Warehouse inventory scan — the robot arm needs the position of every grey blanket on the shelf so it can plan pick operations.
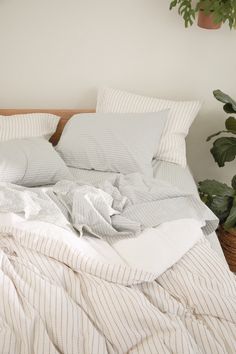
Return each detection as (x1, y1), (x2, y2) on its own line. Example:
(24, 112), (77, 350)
(0, 173), (218, 241)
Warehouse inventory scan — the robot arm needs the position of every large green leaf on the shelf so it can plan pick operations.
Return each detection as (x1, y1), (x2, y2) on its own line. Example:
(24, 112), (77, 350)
(224, 197), (236, 230)
(213, 90), (236, 113)
(169, 0), (196, 27)
(199, 179), (234, 223)
(210, 195), (232, 222)
(198, 179), (235, 197)
(225, 117), (236, 133)
(223, 103), (236, 114)
(210, 137), (236, 167)
(232, 175), (236, 190)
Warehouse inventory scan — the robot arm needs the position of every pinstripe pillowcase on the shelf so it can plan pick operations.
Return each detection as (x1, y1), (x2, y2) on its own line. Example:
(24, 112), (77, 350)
(0, 138), (73, 187)
(56, 112), (168, 176)
(96, 87), (202, 167)
(0, 113), (60, 141)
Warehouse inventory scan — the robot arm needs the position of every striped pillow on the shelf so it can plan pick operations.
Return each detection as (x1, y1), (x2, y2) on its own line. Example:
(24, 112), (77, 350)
(0, 113), (60, 141)
(96, 87), (201, 167)
(0, 138), (73, 187)
(56, 112), (168, 176)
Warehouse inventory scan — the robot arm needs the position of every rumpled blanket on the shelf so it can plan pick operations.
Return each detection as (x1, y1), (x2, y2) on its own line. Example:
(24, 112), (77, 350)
(0, 174), (235, 354)
(0, 173), (218, 242)
(0, 226), (235, 354)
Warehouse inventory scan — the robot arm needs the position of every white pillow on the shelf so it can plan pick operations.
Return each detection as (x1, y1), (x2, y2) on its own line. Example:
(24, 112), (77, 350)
(0, 113), (60, 141)
(0, 138), (73, 187)
(56, 112), (168, 176)
(96, 87), (201, 167)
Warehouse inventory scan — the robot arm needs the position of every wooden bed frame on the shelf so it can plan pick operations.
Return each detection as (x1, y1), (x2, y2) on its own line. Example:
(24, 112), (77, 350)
(0, 109), (95, 145)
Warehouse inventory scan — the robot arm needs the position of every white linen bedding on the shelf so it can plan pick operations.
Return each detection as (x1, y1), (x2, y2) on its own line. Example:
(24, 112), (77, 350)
(68, 160), (199, 195)
(0, 138), (73, 187)
(0, 172), (216, 274)
(0, 210), (235, 353)
(69, 161), (225, 260)
(153, 160), (226, 259)
(0, 167), (235, 353)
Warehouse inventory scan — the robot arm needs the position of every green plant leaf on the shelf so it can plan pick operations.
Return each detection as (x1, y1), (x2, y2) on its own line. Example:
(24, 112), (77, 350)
(232, 175), (236, 190)
(210, 137), (236, 167)
(170, 0), (177, 10)
(198, 179), (234, 223)
(225, 117), (236, 133)
(198, 179), (235, 197)
(169, 1), (236, 30)
(210, 195), (232, 222)
(223, 103), (236, 114)
(224, 197), (236, 230)
(213, 90), (236, 113)
(168, 0), (196, 27)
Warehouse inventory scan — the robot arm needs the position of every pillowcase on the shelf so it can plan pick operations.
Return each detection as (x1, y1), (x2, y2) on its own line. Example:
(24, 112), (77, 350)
(56, 112), (168, 176)
(96, 87), (202, 167)
(0, 113), (60, 141)
(0, 138), (73, 187)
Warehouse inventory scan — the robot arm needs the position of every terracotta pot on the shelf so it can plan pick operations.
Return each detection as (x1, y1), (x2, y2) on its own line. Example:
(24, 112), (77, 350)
(217, 226), (236, 272)
(198, 9), (222, 29)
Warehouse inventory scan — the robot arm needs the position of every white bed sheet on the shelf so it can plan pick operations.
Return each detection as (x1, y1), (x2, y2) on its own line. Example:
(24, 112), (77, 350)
(69, 160), (226, 261)
(153, 160), (225, 260)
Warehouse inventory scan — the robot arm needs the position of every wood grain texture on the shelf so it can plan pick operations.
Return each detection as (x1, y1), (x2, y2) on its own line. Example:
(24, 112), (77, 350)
(0, 109), (95, 145)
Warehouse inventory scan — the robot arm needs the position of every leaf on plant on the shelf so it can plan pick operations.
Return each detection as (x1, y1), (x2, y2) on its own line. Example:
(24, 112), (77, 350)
(213, 90), (236, 113)
(210, 195), (232, 222)
(223, 103), (236, 114)
(224, 197), (236, 230)
(198, 179), (235, 197)
(232, 175), (236, 190)
(225, 117), (236, 133)
(210, 137), (236, 167)
(169, 0), (177, 10)
(169, 0), (195, 27)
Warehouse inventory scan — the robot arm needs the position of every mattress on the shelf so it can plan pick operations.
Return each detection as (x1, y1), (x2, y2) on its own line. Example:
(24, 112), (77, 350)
(69, 160), (226, 261)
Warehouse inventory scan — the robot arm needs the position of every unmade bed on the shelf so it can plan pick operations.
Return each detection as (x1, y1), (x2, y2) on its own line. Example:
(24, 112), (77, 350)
(0, 107), (235, 354)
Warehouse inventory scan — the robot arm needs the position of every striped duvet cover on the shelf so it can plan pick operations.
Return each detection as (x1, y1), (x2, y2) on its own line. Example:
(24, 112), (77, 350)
(0, 230), (235, 353)
(0, 177), (235, 353)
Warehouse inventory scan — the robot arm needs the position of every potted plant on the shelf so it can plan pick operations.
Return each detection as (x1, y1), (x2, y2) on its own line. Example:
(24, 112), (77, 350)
(197, 1), (222, 29)
(198, 90), (236, 271)
(169, 0), (236, 29)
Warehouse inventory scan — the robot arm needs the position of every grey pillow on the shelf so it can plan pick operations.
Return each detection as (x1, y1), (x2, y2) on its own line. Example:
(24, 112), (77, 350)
(0, 138), (73, 187)
(56, 112), (168, 176)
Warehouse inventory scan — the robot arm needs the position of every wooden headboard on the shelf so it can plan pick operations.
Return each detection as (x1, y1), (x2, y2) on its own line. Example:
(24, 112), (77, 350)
(0, 108), (95, 145)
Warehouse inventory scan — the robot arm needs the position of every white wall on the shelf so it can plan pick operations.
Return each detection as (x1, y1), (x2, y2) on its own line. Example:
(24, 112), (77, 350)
(0, 0), (235, 184)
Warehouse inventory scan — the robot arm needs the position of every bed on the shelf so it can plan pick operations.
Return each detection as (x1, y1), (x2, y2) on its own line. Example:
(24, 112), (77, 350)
(0, 108), (235, 354)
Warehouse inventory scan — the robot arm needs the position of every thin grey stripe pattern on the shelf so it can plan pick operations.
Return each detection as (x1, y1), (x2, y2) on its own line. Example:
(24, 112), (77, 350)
(0, 224), (235, 353)
(56, 112), (167, 176)
(96, 87), (201, 167)
(68, 161), (198, 195)
(152, 160), (199, 196)
(0, 138), (73, 186)
(0, 113), (60, 141)
(50, 174), (218, 242)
